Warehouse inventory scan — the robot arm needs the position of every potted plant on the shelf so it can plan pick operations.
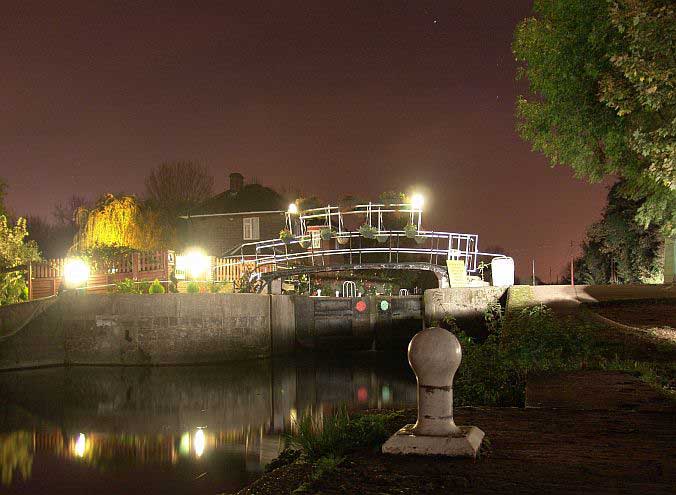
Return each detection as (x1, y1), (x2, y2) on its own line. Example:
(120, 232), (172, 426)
(298, 236), (311, 248)
(279, 228), (294, 244)
(376, 233), (389, 243)
(414, 235), (426, 245)
(358, 223), (378, 239)
(336, 234), (350, 245)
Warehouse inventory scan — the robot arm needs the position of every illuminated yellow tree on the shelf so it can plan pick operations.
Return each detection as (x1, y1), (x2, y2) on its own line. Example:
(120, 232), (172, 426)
(72, 194), (171, 252)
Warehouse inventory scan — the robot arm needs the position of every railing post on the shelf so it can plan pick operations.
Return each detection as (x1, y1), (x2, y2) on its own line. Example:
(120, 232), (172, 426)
(132, 252), (140, 281)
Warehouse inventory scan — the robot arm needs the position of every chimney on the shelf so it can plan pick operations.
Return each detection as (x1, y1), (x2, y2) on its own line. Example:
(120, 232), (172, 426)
(229, 172), (244, 192)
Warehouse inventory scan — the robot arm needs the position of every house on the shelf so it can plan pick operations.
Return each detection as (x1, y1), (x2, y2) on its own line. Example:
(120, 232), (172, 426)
(180, 173), (287, 256)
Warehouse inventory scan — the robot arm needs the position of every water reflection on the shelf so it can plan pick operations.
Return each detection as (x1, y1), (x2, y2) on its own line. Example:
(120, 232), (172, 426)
(0, 352), (415, 494)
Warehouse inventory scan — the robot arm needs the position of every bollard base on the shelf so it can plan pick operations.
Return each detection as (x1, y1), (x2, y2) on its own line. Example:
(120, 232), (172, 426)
(382, 424), (484, 458)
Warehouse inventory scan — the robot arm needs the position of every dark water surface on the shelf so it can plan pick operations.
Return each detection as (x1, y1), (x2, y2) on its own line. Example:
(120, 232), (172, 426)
(0, 352), (416, 494)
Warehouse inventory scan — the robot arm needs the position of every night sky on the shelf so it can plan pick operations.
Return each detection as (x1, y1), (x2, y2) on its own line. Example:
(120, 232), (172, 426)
(1, 1), (612, 280)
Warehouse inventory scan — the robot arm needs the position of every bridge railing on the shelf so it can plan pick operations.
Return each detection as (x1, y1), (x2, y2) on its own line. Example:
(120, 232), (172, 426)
(235, 230), (481, 274)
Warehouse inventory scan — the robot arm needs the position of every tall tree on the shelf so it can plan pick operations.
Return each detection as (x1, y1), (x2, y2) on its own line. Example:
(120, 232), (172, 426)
(573, 180), (664, 284)
(513, 0), (675, 234)
(0, 178), (7, 218)
(144, 161), (214, 218)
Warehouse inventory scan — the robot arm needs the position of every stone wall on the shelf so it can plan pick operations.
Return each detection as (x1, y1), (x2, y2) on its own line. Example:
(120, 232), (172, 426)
(424, 287), (508, 336)
(0, 293), (294, 370)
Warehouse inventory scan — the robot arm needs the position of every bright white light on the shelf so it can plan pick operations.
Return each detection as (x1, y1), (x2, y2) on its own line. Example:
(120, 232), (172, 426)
(64, 258), (90, 288)
(411, 193), (425, 210)
(178, 249), (210, 280)
(194, 429), (205, 458)
(288, 203), (299, 214)
(75, 433), (86, 458)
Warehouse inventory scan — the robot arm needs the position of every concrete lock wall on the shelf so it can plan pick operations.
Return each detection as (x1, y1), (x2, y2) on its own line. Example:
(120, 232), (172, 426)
(424, 287), (508, 336)
(0, 293), (297, 371)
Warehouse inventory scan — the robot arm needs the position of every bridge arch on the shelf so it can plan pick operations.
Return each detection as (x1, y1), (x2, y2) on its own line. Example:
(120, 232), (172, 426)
(253, 262), (450, 293)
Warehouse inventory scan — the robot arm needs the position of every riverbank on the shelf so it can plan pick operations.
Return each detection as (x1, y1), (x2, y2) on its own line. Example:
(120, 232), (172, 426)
(235, 370), (676, 495)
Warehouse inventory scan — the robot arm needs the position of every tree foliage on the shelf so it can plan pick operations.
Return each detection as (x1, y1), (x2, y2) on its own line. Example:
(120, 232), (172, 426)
(144, 161), (214, 218)
(573, 180), (664, 284)
(72, 194), (169, 253)
(513, 0), (675, 234)
(0, 216), (40, 305)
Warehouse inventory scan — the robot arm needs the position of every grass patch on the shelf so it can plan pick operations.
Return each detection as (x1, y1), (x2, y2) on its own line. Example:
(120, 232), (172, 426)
(285, 405), (404, 461)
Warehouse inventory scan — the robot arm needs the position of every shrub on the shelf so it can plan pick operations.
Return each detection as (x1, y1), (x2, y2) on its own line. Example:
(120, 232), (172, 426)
(115, 278), (142, 294)
(186, 281), (200, 293)
(148, 279), (165, 294)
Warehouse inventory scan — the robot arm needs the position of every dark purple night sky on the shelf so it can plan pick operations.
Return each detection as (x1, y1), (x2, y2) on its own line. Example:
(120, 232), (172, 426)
(1, 1), (612, 280)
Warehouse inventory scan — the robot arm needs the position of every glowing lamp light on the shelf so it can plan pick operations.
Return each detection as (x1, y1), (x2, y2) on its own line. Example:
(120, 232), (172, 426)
(179, 249), (210, 280)
(288, 203), (299, 215)
(194, 429), (205, 458)
(411, 193), (425, 210)
(74, 433), (86, 458)
(63, 258), (90, 288)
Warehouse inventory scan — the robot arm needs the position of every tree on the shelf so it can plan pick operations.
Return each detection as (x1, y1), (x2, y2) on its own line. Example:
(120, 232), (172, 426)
(513, 0), (675, 234)
(573, 180), (664, 284)
(144, 161), (214, 218)
(72, 194), (169, 253)
(0, 178), (7, 218)
(0, 216), (40, 305)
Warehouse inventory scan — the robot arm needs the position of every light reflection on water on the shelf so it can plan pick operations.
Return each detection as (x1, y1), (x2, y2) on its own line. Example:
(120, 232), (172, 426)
(0, 352), (416, 494)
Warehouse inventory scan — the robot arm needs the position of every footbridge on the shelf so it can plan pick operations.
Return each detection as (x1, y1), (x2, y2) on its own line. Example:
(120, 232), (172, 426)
(217, 202), (506, 293)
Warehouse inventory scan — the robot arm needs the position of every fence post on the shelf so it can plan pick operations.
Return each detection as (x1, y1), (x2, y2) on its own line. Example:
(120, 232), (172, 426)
(132, 252), (140, 281)
(28, 262), (33, 300)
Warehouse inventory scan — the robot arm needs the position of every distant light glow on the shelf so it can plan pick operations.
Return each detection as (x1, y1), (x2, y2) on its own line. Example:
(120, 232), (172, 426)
(63, 258), (90, 288)
(194, 429), (205, 458)
(75, 433), (86, 457)
(411, 193), (424, 210)
(382, 386), (391, 403)
(179, 432), (190, 456)
(288, 203), (298, 214)
(357, 386), (368, 403)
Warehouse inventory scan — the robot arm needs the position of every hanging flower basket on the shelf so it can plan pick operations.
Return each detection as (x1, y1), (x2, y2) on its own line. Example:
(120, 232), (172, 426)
(336, 235), (350, 245)
(376, 234), (389, 243)
(299, 238), (311, 248)
(320, 228), (336, 241)
(359, 224), (378, 239)
(414, 235), (426, 245)
(404, 222), (418, 239)
(279, 229), (295, 244)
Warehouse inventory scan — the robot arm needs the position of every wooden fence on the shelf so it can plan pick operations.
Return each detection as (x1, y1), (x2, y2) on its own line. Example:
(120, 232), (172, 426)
(29, 252), (170, 300)
(28, 252), (273, 299)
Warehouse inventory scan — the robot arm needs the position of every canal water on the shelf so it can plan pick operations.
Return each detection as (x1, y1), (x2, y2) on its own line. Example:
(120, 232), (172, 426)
(0, 351), (416, 494)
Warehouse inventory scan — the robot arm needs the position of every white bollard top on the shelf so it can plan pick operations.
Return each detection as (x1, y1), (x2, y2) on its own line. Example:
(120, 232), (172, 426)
(408, 326), (462, 387)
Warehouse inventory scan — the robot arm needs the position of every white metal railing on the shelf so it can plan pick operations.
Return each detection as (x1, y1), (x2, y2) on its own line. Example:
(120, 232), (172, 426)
(286, 203), (423, 235)
(228, 230), (492, 276)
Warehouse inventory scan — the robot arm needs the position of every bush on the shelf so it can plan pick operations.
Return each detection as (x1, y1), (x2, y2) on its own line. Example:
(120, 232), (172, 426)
(186, 281), (200, 293)
(148, 279), (165, 294)
(115, 278), (142, 294)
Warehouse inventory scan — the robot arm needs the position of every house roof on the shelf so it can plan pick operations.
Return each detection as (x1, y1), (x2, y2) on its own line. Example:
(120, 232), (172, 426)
(187, 183), (286, 216)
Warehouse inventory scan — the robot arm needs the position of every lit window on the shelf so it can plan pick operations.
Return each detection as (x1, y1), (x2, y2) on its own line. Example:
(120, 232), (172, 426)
(243, 217), (260, 240)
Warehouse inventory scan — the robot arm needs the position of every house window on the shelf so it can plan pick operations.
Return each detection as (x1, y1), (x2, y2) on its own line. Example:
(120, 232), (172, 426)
(243, 217), (260, 240)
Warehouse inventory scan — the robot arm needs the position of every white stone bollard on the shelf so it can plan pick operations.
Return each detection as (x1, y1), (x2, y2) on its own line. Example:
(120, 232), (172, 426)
(382, 326), (484, 457)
